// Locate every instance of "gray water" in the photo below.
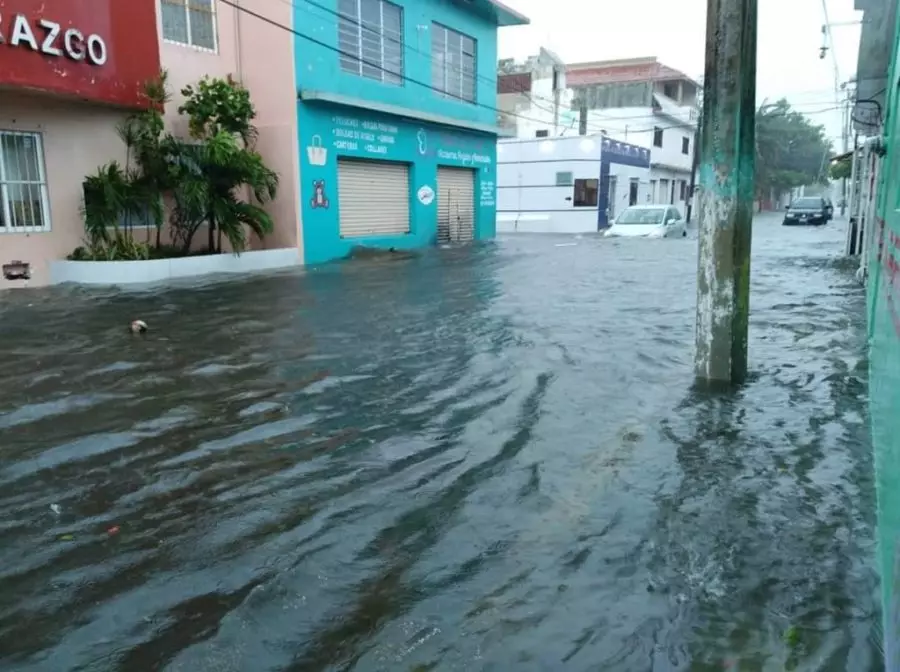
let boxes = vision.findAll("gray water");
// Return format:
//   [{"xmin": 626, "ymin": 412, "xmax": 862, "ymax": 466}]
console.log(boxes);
[{"xmin": 0, "ymin": 214, "xmax": 879, "ymax": 671}]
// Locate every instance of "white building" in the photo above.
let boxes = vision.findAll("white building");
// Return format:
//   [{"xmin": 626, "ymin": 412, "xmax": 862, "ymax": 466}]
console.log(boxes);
[
  {"xmin": 497, "ymin": 135, "xmax": 652, "ymax": 234},
  {"xmin": 497, "ymin": 49, "xmax": 577, "ymax": 139},
  {"xmin": 567, "ymin": 57, "xmax": 700, "ymax": 215}
]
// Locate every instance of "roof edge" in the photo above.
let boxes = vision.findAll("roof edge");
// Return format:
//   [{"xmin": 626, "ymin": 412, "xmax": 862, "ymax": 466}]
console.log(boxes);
[{"xmin": 485, "ymin": 0, "xmax": 530, "ymax": 26}]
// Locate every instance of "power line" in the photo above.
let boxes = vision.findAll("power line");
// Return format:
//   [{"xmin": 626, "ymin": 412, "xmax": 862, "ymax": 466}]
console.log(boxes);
[
  {"xmin": 220, "ymin": 0, "xmax": 848, "ymax": 140},
  {"xmin": 285, "ymin": 0, "xmax": 568, "ymax": 121},
  {"xmin": 819, "ymin": 0, "xmax": 841, "ymax": 98},
  {"xmin": 273, "ymin": 0, "xmax": 850, "ymax": 132},
  {"xmin": 258, "ymin": 0, "xmax": 708, "ymax": 132},
  {"xmin": 218, "ymin": 0, "xmax": 622, "ymax": 134},
  {"xmin": 287, "ymin": 0, "xmax": 856, "ymax": 130}
]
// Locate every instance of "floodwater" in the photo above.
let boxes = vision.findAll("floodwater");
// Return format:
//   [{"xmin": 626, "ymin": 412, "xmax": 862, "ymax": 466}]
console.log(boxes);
[{"xmin": 0, "ymin": 214, "xmax": 879, "ymax": 671}]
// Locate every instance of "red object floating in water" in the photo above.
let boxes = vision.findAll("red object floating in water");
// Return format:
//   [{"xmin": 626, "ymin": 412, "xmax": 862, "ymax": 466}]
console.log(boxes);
[{"xmin": 107, "ymin": 526, "xmax": 120, "ymax": 536}]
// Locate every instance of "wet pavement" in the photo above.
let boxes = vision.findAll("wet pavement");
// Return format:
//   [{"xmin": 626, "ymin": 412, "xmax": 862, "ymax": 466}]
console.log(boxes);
[{"xmin": 0, "ymin": 213, "xmax": 879, "ymax": 671}]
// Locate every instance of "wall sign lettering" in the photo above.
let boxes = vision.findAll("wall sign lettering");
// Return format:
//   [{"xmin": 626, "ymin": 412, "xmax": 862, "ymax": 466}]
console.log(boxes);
[
  {"xmin": 331, "ymin": 115, "xmax": 398, "ymax": 156},
  {"xmin": 480, "ymin": 180, "xmax": 495, "ymax": 208},
  {"xmin": 0, "ymin": 13, "xmax": 107, "ymax": 66}
]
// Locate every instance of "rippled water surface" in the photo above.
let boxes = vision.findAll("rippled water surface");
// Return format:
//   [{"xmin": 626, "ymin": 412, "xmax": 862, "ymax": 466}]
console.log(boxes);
[{"xmin": 0, "ymin": 214, "xmax": 879, "ymax": 671}]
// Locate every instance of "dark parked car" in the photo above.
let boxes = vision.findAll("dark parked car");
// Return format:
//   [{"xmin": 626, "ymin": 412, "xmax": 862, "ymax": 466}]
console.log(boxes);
[{"xmin": 783, "ymin": 197, "xmax": 829, "ymax": 226}]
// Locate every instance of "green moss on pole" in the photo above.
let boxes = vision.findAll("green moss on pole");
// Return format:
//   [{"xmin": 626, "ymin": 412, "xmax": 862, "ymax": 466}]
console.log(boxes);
[{"xmin": 694, "ymin": 0, "xmax": 758, "ymax": 386}]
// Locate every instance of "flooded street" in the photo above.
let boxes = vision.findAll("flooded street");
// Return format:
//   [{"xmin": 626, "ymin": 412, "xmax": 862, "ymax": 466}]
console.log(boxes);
[{"xmin": 0, "ymin": 213, "xmax": 879, "ymax": 671}]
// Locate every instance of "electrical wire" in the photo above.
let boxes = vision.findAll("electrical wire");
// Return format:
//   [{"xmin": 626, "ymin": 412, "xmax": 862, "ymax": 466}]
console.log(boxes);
[
  {"xmin": 216, "ymin": 0, "xmax": 615, "ymax": 134},
  {"xmin": 217, "ymin": 0, "xmax": 850, "ymax": 139},
  {"xmin": 820, "ymin": 0, "xmax": 841, "ymax": 97},
  {"xmin": 283, "ymin": 0, "xmax": 568, "ymax": 120},
  {"xmin": 254, "ymin": 0, "xmax": 712, "ymax": 132}
]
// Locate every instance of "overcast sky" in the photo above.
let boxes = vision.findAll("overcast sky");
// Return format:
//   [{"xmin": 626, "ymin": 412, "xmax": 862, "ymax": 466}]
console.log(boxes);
[{"xmin": 498, "ymin": 0, "xmax": 862, "ymax": 148}]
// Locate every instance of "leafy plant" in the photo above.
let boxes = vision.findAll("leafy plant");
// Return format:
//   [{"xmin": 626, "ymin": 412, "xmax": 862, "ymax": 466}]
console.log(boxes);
[
  {"xmin": 171, "ymin": 76, "xmax": 278, "ymax": 253},
  {"xmin": 829, "ymin": 156, "xmax": 852, "ymax": 180},
  {"xmin": 179, "ymin": 75, "xmax": 257, "ymax": 144},
  {"xmin": 74, "ymin": 71, "xmax": 279, "ymax": 261}
]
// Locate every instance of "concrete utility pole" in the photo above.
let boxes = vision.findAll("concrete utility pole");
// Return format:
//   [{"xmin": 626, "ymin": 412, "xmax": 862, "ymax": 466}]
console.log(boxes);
[
  {"xmin": 578, "ymin": 99, "xmax": 588, "ymax": 136},
  {"xmin": 695, "ymin": 0, "xmax": 758, "ymax": 386},
  {"xmin": 840, "ymin": 85, "xmax": 853, "ymax": 216}
]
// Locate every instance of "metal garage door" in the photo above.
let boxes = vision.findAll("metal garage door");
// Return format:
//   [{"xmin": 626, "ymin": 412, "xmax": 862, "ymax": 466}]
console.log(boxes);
[
  {"xmin": 437, "ymin": 166, "xmax": 475, "ymax": 243},
  {"xmin": 337, "ymin": 159, "xmax": 410, "ymax": 237}
]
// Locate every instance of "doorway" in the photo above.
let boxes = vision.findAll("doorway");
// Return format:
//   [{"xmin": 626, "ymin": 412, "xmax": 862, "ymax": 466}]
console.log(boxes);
[{"xmin": 629, "ymin": 178, "xmax": 639, "ymax": 206}]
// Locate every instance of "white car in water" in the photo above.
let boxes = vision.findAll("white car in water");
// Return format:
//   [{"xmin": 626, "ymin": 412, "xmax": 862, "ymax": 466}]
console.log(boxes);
[{"xmin": 604, "ymin": 205, "xmax": 687, "ymax": 238}]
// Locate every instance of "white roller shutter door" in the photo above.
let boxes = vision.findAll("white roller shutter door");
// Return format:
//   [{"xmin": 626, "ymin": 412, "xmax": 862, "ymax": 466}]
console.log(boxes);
[
  {"xmin": 437, "ymin": 167, "xmax": 475, "ymax": 243},
  {"xmin": 338, "ymin": 159, "xmax": 410, "ymax": 237}
]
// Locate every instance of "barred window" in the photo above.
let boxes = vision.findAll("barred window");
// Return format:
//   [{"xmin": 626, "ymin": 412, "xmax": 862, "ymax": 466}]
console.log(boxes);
[
  {"xmin": 338, "ymin": 0, "xmax": 403, "ymax": 85},
  {"xmin": 160, "ymin": 0, "xmax": 217, "ymax": 51},
  {"xmin": 432, "ymin": 23, "xmax": 476, "ymax": 103},
  {"xmin": 0, "ymin": 131, "xmax": 51, "ymax": 233}
]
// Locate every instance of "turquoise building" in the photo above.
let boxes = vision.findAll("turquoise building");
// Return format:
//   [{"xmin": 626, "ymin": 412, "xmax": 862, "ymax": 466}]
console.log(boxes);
[{"xmin": 293, "ymin": 0, "xmax": 529, "ymax": 264}]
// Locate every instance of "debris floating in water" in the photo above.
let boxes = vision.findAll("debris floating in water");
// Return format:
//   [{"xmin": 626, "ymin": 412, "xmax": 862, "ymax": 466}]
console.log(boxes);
[
  {"xmin": 50, "ymin": 504, "xmax": 61, "ymax": 515},
  {"xmin": 130, "ymin": 320, "xmax": 148, "ymax": 334},
  {"xmin": 107, "ymin": 526, "xmax": 120, "ymax": 536}
]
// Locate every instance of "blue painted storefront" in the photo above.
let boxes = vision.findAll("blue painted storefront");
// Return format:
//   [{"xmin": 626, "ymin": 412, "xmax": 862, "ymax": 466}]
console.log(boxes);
[
  {"xmin": 597, "ymin": 137, "xmax": 652, "ymax": 228},
  {"xmin": 292, "ymin": 0, "xmax": 527, "ymax": 264},
  {"xmin": 297, "ymin": 104, "xmax": 497, "ymax": 264}
]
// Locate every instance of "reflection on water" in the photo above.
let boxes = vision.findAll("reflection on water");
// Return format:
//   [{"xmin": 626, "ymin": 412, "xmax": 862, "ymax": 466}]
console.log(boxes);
[{"xmin": 0, "ymin": 215, "xmax": 879, "ymax": 670}]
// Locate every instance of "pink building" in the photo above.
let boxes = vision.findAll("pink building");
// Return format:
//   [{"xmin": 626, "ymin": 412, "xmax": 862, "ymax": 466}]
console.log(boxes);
[{"xmin": 0, "ymin": 0, "xmax": 300, "ymax": 289}]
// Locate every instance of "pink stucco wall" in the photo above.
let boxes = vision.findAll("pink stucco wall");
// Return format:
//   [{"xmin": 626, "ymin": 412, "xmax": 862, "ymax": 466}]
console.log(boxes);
[{"xmin": 0, "ymin": 0, "xmax": 300, "ymax": 290}]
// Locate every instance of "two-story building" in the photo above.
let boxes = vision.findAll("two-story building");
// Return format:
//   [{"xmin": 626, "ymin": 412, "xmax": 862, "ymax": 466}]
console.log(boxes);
[
  {"xmin": 496, "ymin": 48, "xmax": 576, "ymax": 139},
  {"xmin": 567, "ymin": 57, "xmax": 700, "ymax": 215},
  {"xmin": 0, "ymin": 0, "xmax": 300, "ymax": 288},
  {"xmin": 293, "ymin": 0, "xmax": 528, "ymax": 265}
]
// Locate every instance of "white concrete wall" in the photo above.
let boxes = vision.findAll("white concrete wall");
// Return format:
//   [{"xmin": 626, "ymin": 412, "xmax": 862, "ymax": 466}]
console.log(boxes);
[
  {"xmin": 497, "ymin": 135, "xmax": 652, "ymax": 233},
  {"xmin": 498, "ymin": 73, "xmax": 576, "ymax": 139},
  {"xmin": 586, "ymin": 107, "xmax": 694, "ymax": 173},
  {"xmin": 497, "ymin": 136, "xmax": 602, "ymax": 233},
  {"xmin": 648, "ymin": 167, "xmax": 693, "ymax": 215},
  {"xmin": 607, "ymin": 163, "xmax": 654, "ymax": 219},
  {"xmin": 51, "ymin": 248, "xmax": 300, "ymax": 286}
]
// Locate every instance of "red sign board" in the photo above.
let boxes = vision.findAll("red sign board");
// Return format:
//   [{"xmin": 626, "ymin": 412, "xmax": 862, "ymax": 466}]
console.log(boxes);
[{"xmin": 0, "ymin": 0, "xmax": 161, "ymax": 109}]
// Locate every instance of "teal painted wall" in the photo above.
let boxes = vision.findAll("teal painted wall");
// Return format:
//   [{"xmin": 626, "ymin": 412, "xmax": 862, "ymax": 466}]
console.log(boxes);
[
  {"xmin": 293, "ymin": 0, "xmax": 499, "ymax": 128},
  {"xmin": 298, "ymin": 103, "xmax": 497, "ymax": 265}
]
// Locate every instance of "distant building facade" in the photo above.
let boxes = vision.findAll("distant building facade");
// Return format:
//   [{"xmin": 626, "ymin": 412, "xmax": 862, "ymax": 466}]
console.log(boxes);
[
  {"xmin": 0, "ymin": 0, "xmax": 300, "ymax": 289},
  {"xmin": 293, "ymin": 0, "xmax": 528, "ymax": 265},
  {"xmin": 497, "ymin": 134, "xmax": 651, "ymax": 234},
  {"xmin": 567, "ymin": 57, "xmax": 700, "ymax": 215},
  {"xmin": 496, "ymin": 49, "xmax": 577, "ymax": 139}
]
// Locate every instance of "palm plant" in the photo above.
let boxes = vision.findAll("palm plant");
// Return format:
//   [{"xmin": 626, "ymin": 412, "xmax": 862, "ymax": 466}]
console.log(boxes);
[
  {"xmin": 75, "ymin": 72, "xmax": 278, "ymax": 260},
  {"xmin": 80, "ymin": 163, "xmax": 150, "ymax": 260},
  {"xmin": 172, "ymin": 76, "xmax": 278, "ymax": 254},
  {"xmin": 170, "ymin": 131, "xmax": 277, "ymax": 253},
  {"xmin": 117, "ymin": 72, "xmax": 174, "ymax": 248}
]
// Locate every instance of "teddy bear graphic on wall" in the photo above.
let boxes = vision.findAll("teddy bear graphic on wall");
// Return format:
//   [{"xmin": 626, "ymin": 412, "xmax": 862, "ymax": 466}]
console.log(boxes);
[{"xmin": 310, "ymin": 180, "xmax": 329, "ymax": 209}]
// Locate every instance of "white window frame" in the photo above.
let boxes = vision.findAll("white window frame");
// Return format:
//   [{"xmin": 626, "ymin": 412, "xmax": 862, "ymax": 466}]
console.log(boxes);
[
  {"xmin": 160, "ymin": 0, "xmax": 219, "ymax": 53},
  {"xmin": 0, "ymin": 130, "xmax": 51, "ymax": 234},
  {"xmin": 338, "ymin": 0, "xmax": 404, "ymax": 85},
  {"xmin": 432, "ymin": 23, "xmax": 477, "ymax": 103}
]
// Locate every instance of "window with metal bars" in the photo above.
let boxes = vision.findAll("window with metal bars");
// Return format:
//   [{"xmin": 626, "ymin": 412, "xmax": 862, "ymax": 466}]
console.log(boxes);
[
  {"xmin": 160, "ymin": 0, "xmax": 217, "ymax": 51},
  {"xmin": 431, "ymin": 23, "xmax": 476, "ymax": 103},
  {"xmin": 337, "ymin": 0, "xmax": 403, "ymax": 85},
  {"xmin": 0, "ymin": 131, "xmax": 51, "ymax": 233}
]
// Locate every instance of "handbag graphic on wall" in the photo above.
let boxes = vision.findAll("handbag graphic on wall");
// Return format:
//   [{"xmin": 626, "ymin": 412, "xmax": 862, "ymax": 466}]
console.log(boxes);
[{"xmin": 307, "ymin": 135, "xmax": 328, "ymax": 166}]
